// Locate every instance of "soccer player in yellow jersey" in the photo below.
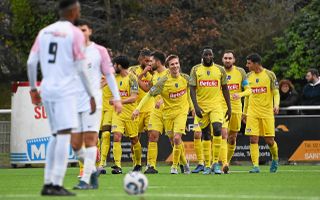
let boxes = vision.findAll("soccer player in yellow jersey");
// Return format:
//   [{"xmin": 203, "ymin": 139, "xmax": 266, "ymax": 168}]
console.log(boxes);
[
  {"xmin": 243, "ymin": 53, "xmax": 280, "ymax": 173},
  {"xmin": 220, "ymin": 50, "xmax": 251, "ymax": 174},
  {"xmin": 190, "ymin": 48, "xmax": 231, "ymax": 175},
  {"xmin": 144, "ymin": 51, "xmax": 168, "ymax": 174},
  {"xmin": 133, "ymin": 55, "xmax": 192, "ymax": 174},
  {"xmin": 110, "ymin": 56, "xmax": 142, "ymax": 174},
  {"xmin": 129, "ymin": 48, "xmax": 153, "ymax": 135}
]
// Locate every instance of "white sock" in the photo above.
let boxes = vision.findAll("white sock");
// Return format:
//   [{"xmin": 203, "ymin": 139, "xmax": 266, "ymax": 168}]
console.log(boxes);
[
  {"xmin": 75, "ymin": 147, "xmax": 85, "ymax": 163},
  {"xmin": 81, "ymin": 146, "xmax": 97, "ymax": 184},
  {"xmin": 44, "ymin": 136, "xmax": 57, "ymax": 185},
  {"xmin": 52, "ymin": 134, "xmax": 71, "ymax": 186}
]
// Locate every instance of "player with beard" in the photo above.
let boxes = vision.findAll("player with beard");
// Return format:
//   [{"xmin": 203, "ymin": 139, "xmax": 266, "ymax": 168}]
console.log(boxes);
[
  {"xmin": 189, "ymin": 48, "xmax": 231, "ymax": 175},
  {"xmin": 219, "ymin": 50, "xmax": 251, "ymax": 174},
  {"xmin": 110, "ymin": 56, "xmax": 141, "ymax": 174}
]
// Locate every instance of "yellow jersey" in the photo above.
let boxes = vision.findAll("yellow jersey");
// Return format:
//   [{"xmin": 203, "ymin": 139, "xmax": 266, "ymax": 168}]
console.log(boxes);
[
  {"xmin": 149, "ymin": 73, "xmax": 190, "ymax": 119},
  {"xmin": 151, "ymin": 69, "xmax": 169, "ymax": 104},
  {"xmin": 189, "ymin": 63, "xmax": 227, "ymax": 112},
  {"xmin": 246, "ymin": 68, "xmax": 279, "ymax": 118},
  {"xmin": 102, "ymin": 84, "xmax": 113, "ymax": 111},
  {"xmin": 221, "ymin": 66, "xmax": 250, "ymax": 114},
  {"xmin": 115, "ymin": 72, "xmax": 139, "ymax": 120},
  {"xmin": 129, "ymin": 65, "xmax": 153, "ymax": 113}
]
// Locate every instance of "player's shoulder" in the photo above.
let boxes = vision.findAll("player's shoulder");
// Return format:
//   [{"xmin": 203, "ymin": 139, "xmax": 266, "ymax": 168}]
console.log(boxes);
[
  {"xmin": 235, "ymin": 66, "xmax": 246, "ymax": 76},
  {"xmin": 246, "ymin": 71, "xmax": 254, "ymax": 78},
  {"xmin": 129, "ymin": 65, "xmax": 140, "ymax": 74},
  {"xmin": 128, "ymin": 72, "xmax": 138, "ymax": 80},
  {"xmin": 180, "ymin": 73, "xmax": 190, "ymax": 81},
  {"xmin": 93, "ymin": 43, "xmax": 107, "ymax": 52},
  {"xmin": 191, "ymin": 63, "xmax": 202, "ymax": 71},
  {"xmin": 214, "ymin": 64, "xmax": 226, "ymax": 74},
  {"xmin": 264, "ymin": 68, "xmax": 277, "ymax": 78}
]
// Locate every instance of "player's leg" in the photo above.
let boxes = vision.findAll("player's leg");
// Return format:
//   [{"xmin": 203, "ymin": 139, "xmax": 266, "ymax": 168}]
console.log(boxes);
[
  {"xmin": 145, "ymin": 130, "xmax": 160, "ymax": 174},
  {"xmin": 111, "ymin": 114, "xmax": 124, "ymax": 174},
  {"xmin": 192, "ymin": 117, "xmax": 204, "ymax": 173},
  {"xmin": 262, "ymin": 117, "xmax": 278, "ymax": 173},
  {"xmin": 202, "ymin": 125, "xmax": 212, "ymax": 175},
  {"xmin": 211, "ymin": 122, "xmax": 222, "ymax": 174},
  {"xmin": 220, "ymin": 121, "xmax": 229, "ymax": 174},
  {"xmin": 127, "ymin": 119, "xmax": 142, "ymax": 172},
  {"xmin": 171, "ymin": 133, "xmax": 182, "ymax": 174},
  {"xmin": 99, "ymin": 110, "xmax": 112, "ymax": 170},
  {"xmin": 245, "ymin": 116, "xmax": 261, "ymax": 173}
]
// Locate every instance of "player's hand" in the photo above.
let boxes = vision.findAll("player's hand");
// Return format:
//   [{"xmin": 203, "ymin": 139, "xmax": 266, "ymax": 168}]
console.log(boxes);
[
  {"xmin": 225, "ymin": 109, "xmax": 231, "ymax": 122},
  {"xmin": 109, "ymin": 99, "xmax": 114, "ymax": 105},
  {"xmin": 242, "ymin": 114, "xmax": 247, "ymax": 124},
  {"xmin": 194, "ymin": 106, "xmax": 203, "ymax": 118},
  {"xmin": 273, "ymin": 106, "xmax": 279, "ymax": 115},
  {"xmin": 90, "ymin": 97, "xmax": 96, "ymax": 115},
  {"xmin": 232, "ymin": 93, "xmax": 240, "ymax": 100},
  {"xmin": 100, "ymin": 76, "xmax": 107, "ymax": 88},
  {"xmin": 142, "ymin": 65, "xmax": 152, "ymax": 75},
  {"xmin": 155, "ymin": 99, "xmax": 163, "ymax": 109},
  {"xmin": 113, "ymin": 100, "xmax": 122, "ymax": 114},
  {"xmin": 132, "ymin": 109, "xmax": 140, "ymax": 120},
  {"xmin": 29, "ymin": 89, "xmax": 42, "ymax": 106}
]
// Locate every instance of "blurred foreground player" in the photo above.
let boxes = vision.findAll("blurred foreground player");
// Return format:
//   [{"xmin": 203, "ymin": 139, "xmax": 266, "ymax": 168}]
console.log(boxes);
[
  {"xmin": 27, "ymin": 0, "xmax": 95, "ymax": 196},
  {"xmin": 71, "ymin": 20, "xmax": 122, "ymax": 189}
]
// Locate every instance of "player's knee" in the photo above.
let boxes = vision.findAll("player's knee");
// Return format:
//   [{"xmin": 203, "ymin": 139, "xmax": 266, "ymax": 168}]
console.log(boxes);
[
  {"xmin": 113, "ymin": 133, "xmax": 122, "ymax": 142},
  {"xmin": 201, "ymin": 125, "xmax": 211, "ymax": 140},
  {"xmin": 212, "ymin": 123, "xmax": 222, "ymax": 136},
  {"xmin": 221, "ymin": 128, "xmax": 228, "ymax": 139},
  {"xmin": 249, "ymin": 136, "xmax": 259, "ymax": 144},
  {"xmin": 264, "ymin": 137, "xmax": 275, "ymax": 146},
  {"xmin": 194, "ymin": 131, "xmax": 202, "ymax": 139},
  {"xmin": 173, "ymin": 134, "xmax": 181, "ymax": 145},
  {"xmin": 228, "ymin": 134, "xmax": 237, "ymax": 145},
  {"xmin": 130, "ymin": 136, "xmax": 139, "ymax": 145},
  {"xmin": 148, "ymin": 131, "xmax": 159, "ymax": 142}
]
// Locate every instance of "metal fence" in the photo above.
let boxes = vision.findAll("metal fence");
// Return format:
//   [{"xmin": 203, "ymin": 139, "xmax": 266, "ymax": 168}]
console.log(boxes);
[{"xmin": 0, "ymin": 121, "xmax": 10, "ymax": 154}]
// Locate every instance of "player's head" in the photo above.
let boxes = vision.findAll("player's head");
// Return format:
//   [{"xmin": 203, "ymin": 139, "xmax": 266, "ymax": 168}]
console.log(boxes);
[
  {"xmin": 246, "ymin": 53, "xmax": 262, "ymax": 71},
  {"xmin": 151, "ymin": 51, "xmax": 166, "ymax": 71},
  {"xmin": 138, "ymin": 48, "xmax": 152, "ymax": 69},
  {"xmin": 202, "ymin": 47, "xmax": 214, "ymax": 66},
  {"xmin": 306, "ymin": 68, "xmax": 319, "ymax": 84},
  {"xmin": 166, "ymin": 54, "xmax": 180, "ymax": 77},
  {"xmin": 113, "ymin": 56, "xmax": 130, "ymax": 74},
  {"xmin": 222, "ymin": 50, "xmax": 236, "ymax": 69},
  {"xmin": 77, "ymin": 20, "xmax": 92, "ymax": 42},
  {"xmin": 58, "ymin": 0, "xmax": 81, "ymax": 23}
]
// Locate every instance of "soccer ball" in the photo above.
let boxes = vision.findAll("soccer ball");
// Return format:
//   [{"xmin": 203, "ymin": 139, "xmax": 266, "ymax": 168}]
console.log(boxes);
[{"xmin": 123, "ymin": 172, "xmax": 148, "ymax": 195}]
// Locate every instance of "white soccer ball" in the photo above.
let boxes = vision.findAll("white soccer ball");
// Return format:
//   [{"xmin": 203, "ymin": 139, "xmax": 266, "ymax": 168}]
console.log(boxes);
[{"xmin": 123, "ymin": 172, "xmax": 148, "ymax": 195}]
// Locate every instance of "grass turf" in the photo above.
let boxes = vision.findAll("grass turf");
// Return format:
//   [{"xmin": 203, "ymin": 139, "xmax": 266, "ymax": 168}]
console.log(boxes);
[{"xmin": 0, "ymin": 165, "xmax": 319, "ymax": 200}]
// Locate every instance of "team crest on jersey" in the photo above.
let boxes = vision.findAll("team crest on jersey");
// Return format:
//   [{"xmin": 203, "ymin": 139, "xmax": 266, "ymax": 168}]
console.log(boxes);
[
  {"xmin": 246, "ymin": 128, "xmax": 251, "ymax": 133},
  {"xmin": 207, "ymin": 71, "xmax": 210, "ymax": 76},
  {"xmin": 227, "ymin": 75, "xmax": 231, "ymax": 80},
  {"xmin": 120, "ymin": 81, "xmax": 122, "ymax": 86},
  {"xmin": 175, "ymin": 83, "xmax": 179, "ymax": 88},
  {"xmin": 157, "ymin": 77, "xmax": 160, "ymax": 81},
  {"xmin": 256, "ymin": 78, "xmax": 259, "ymax": 83}
]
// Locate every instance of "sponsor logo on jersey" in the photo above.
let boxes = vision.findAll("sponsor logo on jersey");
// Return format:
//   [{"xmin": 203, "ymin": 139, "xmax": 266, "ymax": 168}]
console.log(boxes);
[
  {"xmin": 119, "ymin": 90, "xmax": 129, "ymax": 97},
  {"xmin": 251, "ymin": 87, "xmax": 267, "ymax": 94},
  {"xmin": 227, "ymin": 83, "xmax": 240, "ymax": 91},
  {"xmin": 169, "ymin": 89, "xmax": 186, "ymax": 99},
  {"xmin": 199, "ymin": 80, "xmax": 218, "ymax": 87}
]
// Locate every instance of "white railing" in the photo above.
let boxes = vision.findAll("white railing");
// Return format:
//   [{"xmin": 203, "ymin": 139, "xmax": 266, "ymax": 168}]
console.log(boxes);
[
  {"xmin": 0, "ymin": 109, "xmax": 11, "ymax": 114},
  {"xmin": 279, "ymin": 106, "xmax": 320, "ymax": 111}
]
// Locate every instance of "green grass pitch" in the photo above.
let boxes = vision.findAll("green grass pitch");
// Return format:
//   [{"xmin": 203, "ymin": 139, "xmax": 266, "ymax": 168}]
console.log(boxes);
[{"xmin": 0, "ymin": 165, "xmax": 319, "ymax": 200}]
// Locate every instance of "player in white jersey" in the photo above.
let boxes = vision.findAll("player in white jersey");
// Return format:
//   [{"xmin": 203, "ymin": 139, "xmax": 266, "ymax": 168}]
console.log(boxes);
[
  {"xmin": 71, "ymin": 20, "xmax": 122, "ymax": 190},
  {"xmin": 27, "ymin": 0, "xmax": 95, "ymax": 196}
]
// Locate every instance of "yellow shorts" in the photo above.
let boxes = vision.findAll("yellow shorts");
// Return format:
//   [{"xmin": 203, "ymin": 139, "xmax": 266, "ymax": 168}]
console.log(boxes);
[
  {"xmin": 148, "ymin": 108, "xmax": 164, "ymax": 133},
  {"xmin": 245, "ymin": 117, "xmax": 275, "ymax": 137},
  {"xmin": 138, "ymin": 111, "xmax": 150, "ymax": 133},
  {"xmin": 164, "ymin": 113, "xmax": 187, "ymax": 135},
  {"xmin": 100, "ymin": 108, "xmax": 114, "ymax": 128},
  {"xmin": 192, "ymin": 117, "xmax": 202, "ymax": 132},
  {"xmin": 222, "ymin": 113, "xmax": 242, "ymax": 132},
  {"xmin": 111, "ymin": 114, "xmax": 138, "ymax": 138},
  {"xmin": 196, "ymin": 109, "xmax": 223, "ymax": 129}
]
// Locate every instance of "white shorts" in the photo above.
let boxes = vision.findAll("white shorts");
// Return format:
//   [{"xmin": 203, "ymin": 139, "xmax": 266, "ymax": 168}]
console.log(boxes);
[
  {"xmin": 74, "ymin": 109, "xmax": 102, "ymax": 133},
  {"xmin": 43, "ymin": 96, "xmax": 78, "ymax": 133}
]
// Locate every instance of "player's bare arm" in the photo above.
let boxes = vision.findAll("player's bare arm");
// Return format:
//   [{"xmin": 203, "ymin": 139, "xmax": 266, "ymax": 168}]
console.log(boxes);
[
  {"xmin": 222, "ymin": 84, "xmax": 232, "ymax": 121},
  {"xmin": 190, "ymin": 86, "xmax": 203, "ymax": 118}
]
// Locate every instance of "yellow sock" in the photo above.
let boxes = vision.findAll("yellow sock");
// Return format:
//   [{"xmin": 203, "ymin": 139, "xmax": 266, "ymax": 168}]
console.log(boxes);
[
  {"xmin": 250, "ymin": 143, "xmax": 259, "ymax": 167},
  {"xmin": 212, "ymin": 136, "xmax": 222, "ymax": 163},
  {"xmin": 172, "ymin": 143, "xmax": 182, "ymax": 168},
  {"xmin": 194, "ymin": 139, "xmax": 204, "ymax": 165},
  {"xmin": 133, "ymin": 141, "xmax": 142, "ymax": 166},
  {"xmin": 99, "ymin": 131, "xmax": 110, "ymax": 167},
  {"xmin": 269, "ymin": 142, "xmax": 279, "ymax": 161},
  {"xmin": 179, "ymin": 142, "xmax": 187, "ymax": 165},
  {"xmin": 202, "ymin": 140, "xmax": 211, "ymax": 167},
  {"xmin": 219, "ymin": 139, "xmax": 228, "ymax": 165},
  {"xmin": 113, "ymin": 142, "xmax": 122, "ymax": 168},
  {"xmin": 147, "ymin": 142, "xmax": 158, "ymax": 168},
  {"xmin": 79, "ymin": 160, "xmax": 83, "ymax": 174},
  {"xmin": 227, "ymin": 142, "xmax": 236, "ymax": 164}
]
